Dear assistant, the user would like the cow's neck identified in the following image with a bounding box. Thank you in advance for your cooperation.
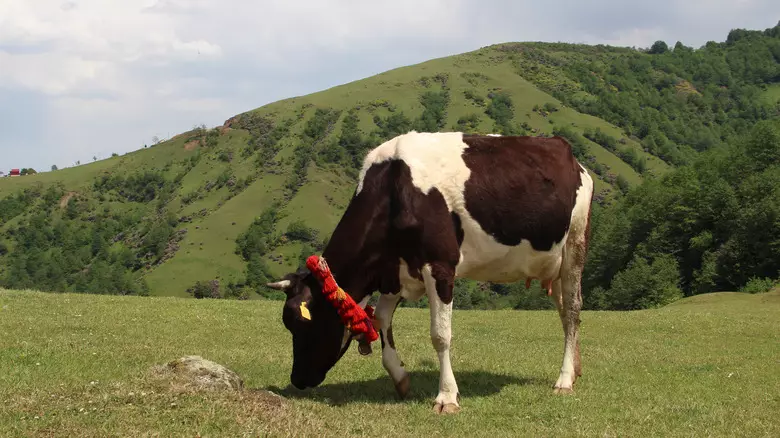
[318,190,388,304]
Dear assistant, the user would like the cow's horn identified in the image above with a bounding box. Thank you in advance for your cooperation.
[266,280,292,290]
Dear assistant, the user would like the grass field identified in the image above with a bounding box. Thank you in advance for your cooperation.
[2,288,778,437]
[762,83,780,105]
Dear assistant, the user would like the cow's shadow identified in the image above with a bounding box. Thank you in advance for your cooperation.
[266,369,541,406]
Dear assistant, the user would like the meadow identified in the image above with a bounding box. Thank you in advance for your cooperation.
[1,287,778,437]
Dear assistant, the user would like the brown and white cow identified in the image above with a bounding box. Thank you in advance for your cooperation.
[267,131,595,414]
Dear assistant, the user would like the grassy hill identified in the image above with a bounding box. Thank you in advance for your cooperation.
[1,287,778,436]
[1,23,778,306]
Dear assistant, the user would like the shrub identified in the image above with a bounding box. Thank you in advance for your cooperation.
[740,277,778,294]
[286,220,318,243]
[235,202,282,260]
[604,253,683,310]
[187,279,222,299]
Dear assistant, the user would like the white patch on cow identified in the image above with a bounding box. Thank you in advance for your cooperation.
[570,163,595,244]
[356,131,471,205]
[397,259,426,302]
[423,264,459,408]
[376,293,406,384]
[355,134,403,194]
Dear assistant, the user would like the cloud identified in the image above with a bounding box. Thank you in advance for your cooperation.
[0,0,778,171]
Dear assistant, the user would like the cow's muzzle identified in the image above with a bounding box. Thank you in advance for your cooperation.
[290,373,325,390]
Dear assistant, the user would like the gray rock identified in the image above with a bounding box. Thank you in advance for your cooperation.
[153,355,244,391]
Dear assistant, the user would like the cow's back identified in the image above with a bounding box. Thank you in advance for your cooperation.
[356,131,592,284]
[459,134,585,250]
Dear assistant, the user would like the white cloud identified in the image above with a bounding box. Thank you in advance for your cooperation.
[0,0,778,171]
[0,0,223,95]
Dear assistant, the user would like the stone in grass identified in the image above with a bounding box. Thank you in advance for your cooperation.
[153,355,244,392]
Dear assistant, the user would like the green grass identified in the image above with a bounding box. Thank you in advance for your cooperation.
[145,171,289,297]
[762,83,780,105]
[1,288,778,437]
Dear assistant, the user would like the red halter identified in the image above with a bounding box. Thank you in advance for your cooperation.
[305,255,379,343]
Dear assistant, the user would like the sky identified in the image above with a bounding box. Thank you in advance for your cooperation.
[0,0,778,173]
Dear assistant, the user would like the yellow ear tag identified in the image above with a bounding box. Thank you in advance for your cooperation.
[299,302,311,320]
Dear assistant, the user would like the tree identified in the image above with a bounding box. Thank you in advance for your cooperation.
[744,120,780,171]
[51,165,58,171]
[648,40,669,54]
[602,253,683,310]
[616,174,630,194]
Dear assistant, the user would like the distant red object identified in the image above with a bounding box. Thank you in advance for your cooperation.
[9,169,20,176]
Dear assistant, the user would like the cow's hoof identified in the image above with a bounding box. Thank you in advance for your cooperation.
[553,386,574,395]
[358,342,372,356]
[433,402,460,415]
[394,374,411,399]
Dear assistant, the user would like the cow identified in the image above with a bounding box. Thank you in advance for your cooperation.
[267,131,595,414]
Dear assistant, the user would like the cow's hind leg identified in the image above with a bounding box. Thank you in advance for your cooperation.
[376,292,410,398]
[550,276,582,394]
[424,262,460,414]
[551,225,588,394]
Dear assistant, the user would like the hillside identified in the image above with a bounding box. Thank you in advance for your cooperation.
[1,23,779,308]
[1,287,778,436]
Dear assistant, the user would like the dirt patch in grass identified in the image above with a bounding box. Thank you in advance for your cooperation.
[59,192,77,209]
[148,355,244,393]
[184,140,199,151]
[675,79,701,96]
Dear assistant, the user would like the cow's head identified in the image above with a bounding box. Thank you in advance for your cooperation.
[267,268,355,390]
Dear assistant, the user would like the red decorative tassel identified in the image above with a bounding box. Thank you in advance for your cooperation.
[306,255,379,343]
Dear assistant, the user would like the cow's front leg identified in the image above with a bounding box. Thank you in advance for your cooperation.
[376,292,410,398]
[424,263,460,414]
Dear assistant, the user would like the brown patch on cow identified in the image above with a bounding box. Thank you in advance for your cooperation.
[461,135,583,251]
[387,160,461,303]
[59,191,76,209]
[184,140,198,151]
[431,262,456,304]
[386,326,396,349]
[451,212,464,247]
[574,342,582,378]
[320,159,459,301]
